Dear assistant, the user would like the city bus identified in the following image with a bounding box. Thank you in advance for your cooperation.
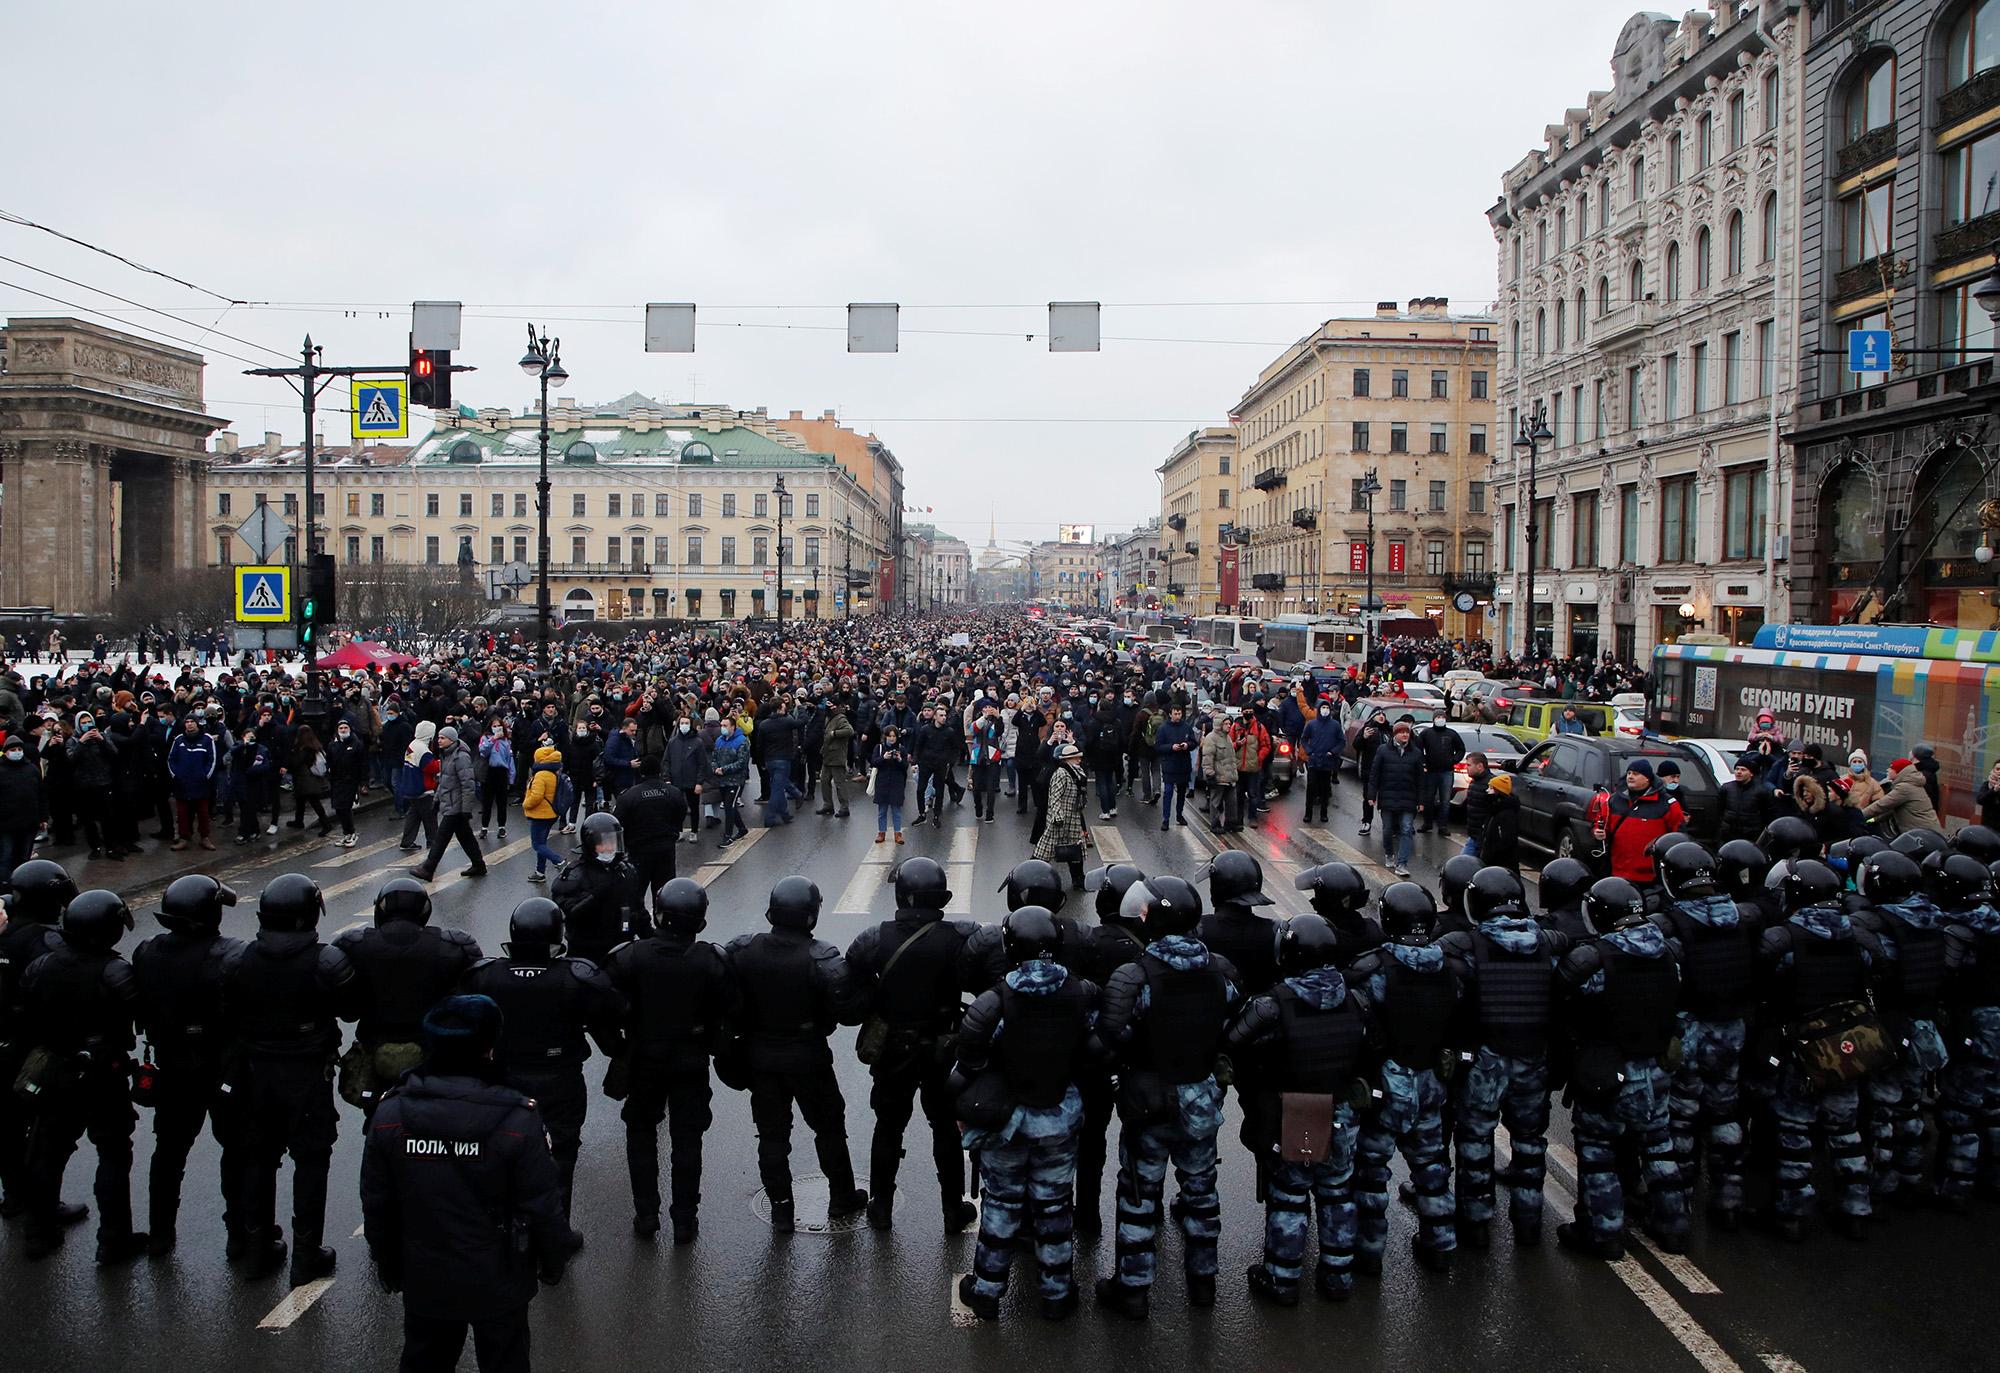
[1259,615,1367,671]
[1194,615,1264,653]
[1651,623,2000,825]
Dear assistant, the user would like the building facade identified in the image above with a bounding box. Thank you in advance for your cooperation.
[915,529,973,604]
[1231,302,1499,636]
[772,408,904,608]
[1158,427,1236,615]
[1490,5,1799,659]
[1103,519,1163,607]
[1028,539,1103,607]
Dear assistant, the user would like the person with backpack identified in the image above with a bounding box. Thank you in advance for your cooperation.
[522,742,568,884]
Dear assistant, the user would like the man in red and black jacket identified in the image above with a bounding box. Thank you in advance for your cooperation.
[1597,758,1684,892]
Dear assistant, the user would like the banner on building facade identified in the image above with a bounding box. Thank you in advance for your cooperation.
[1219,547,1239,605]
[1388,541,1406,574]
[1349,542,1368,573]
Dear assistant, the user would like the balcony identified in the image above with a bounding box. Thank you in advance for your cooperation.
[1252,466,1287,491]
[1591,298,1655,349]
[1166,582,1187,596]
[1183,540,1199,554]
[1291,508,1317,530]
[1250,572,1286,591]
[1443,570,1498,597]
[1166,512,1187,531]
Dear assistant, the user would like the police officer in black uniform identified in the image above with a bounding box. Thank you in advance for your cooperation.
[335,878,483,1118]
[1293,862,1385,968]
[226,872,357,1284]
[724,876,869,1233]
[1434,854,1484,938]
[960,860,1073,990]
[0,859,74,1221]
[18,888,146,1263]
[361,994,572,1373]
[604,877,733,1244]
[460,897,626,1238]
[131,874,247,1256]
[845,856,977,1233]
[1535,857,1597,941]
[551,812,651,968]
[1198,850,1280,996]
[1067,863,1151,1236]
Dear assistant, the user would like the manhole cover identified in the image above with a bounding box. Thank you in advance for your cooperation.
[749,1172,871,1235]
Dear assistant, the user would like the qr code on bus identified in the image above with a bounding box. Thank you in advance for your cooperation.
[1694,666,1717,712]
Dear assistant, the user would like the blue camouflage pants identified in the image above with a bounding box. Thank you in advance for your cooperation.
[1572,1059,1688,1245]
[1864,1016,1946,1200]
[1113,1082,1224,1290]
[1768,1066,1870,1220]
[1940,1007,2000,1202]
[1454,1047,1550,1226]
[1670,1014,1747,1214]
[970,1133,1079,1303]
[1261,1104,1359,1296]
[1356,1061,1455,1260]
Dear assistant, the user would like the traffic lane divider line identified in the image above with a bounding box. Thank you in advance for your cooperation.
[258,1277,335,1331]
[1542,1136,1723,1297]
[338,837,531,921]
[948,825,978,865]
[311,835,403,869]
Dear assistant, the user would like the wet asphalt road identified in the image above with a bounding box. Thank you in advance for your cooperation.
[5,772,1996,1372]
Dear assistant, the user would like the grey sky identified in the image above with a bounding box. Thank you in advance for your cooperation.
[8,0,1626,551]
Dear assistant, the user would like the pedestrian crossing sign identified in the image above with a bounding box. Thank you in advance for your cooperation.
[235,565,292,622]
[351,378,408,438]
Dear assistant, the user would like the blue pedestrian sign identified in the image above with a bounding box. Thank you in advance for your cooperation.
[234,565,292,622]
[1848,328,1891,374]
[350,377,409,438]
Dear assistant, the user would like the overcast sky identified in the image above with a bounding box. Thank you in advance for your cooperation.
[8,0,1628,550]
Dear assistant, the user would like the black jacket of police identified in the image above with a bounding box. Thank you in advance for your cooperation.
[551,858,652,967]
[223,930,358,1059]
[723,927,866,1072]
[459,954,626,1073]
[132,927,246,1063]
[605,930,733,1072]
[334,922,484,1046]
[19,937,140,1059]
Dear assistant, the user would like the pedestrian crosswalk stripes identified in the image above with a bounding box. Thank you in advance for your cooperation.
[310,835,404,869]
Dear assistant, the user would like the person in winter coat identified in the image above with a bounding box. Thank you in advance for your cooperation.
[477,722,515,842]
[664,713,711,842]
[398,720,440,852]
[522,743,566,881]
[0,732,43,879]
[1460,752,1494,859]
[66,710,121,858]
[1863,758,1943,836]
[1477,772,1522,875]
[1299,702,1346,824]
[289,724,333,835]
[227,728,274,844]
[1842,749,1885,813]
[1977,756,2000,829]
[1153,702,1198,829]
[818,704,856,819]
[1911,743,1944,813]
[561,719,603,831]
[1032,742,1091,891]
[411,726,487,880]
[1366,720,1427,876]
[603,718,642,800]
[1597,759,1685,889]
[326,720,369,846]
[710,717,751,847]
[870,726,911,844]
[1718,755,1776,844]
[1199,710,1243,831]
[165,713,219,850]
[1416,712,1465,836]
[966,703,1004,822]
[1353,710,1390,838]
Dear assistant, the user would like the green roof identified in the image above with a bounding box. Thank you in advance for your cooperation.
[410,421,837,469]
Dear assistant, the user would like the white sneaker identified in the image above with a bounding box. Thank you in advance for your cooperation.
[1393,864,1410,877]
[478,827,489,840]
[342,834,358,848]
[266,824,277,835]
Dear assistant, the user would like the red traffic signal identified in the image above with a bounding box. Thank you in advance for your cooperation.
[409,342,451,408]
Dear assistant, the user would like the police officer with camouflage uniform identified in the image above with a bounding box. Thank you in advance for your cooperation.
[1939,849,2000,1206]
[1851,848,1952,1206]
[334,878,483,1119]
[1197,850,1280,996]
[1067,863,1150,1235]
[0,859,73,1222]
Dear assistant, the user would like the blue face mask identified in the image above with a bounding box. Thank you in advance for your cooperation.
[1663,780,1680,792]
[1852,761,1866,774]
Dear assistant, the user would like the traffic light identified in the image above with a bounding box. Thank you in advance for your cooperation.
[298,594,319,648]
[308,552,337,624]
[409,344,452,408]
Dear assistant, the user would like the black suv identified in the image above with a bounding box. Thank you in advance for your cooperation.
[1513,736,1720,860]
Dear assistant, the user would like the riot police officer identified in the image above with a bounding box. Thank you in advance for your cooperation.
[334,878,483,1118]
[131,874,247,1255]
[1852,849,1950,1206]
[605,877,733,1244]
[960,860,1072,990]
[1434,853,1484,938]
[1556,877,1688,1260]
[1535,857,1596,942]
[18,888,145,1263]
[0,858,73,1220]
[845,856,977,1233]
[952,906,1100,1322]
[724,876,869,1233]
[1069,862,1150,1236]
[1198,850,1279,996]
[552,812,651,967]
[1939,851,2000,1205]
[1094,876,1242,1319]
[1226,914,1372,1306]
[461,898,626,1235]
[1292,862,1385,968]
[1347,880,1460,1274]
[226,872,357,1284]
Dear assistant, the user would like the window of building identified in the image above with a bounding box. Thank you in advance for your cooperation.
[1757,319,1775,397]
[1511,320,1521,361]
[570,493,585,517]
[1724,466,1767,559]
[1758,193,1778,265]
[806,494,820,517]
[1698,112,1713,168]
[1429,479,1447,512]
[1725,213,1743,276]
[721,536,736,565]
[1625,365,1643,430]
[216,492,232,516]
[1457,481,1481,518]
[1659,477,1698,561]
[1627,259,1644,306]
[1389,479,1408,511]
[1763,67,1780,132]
[1591,378,1605,440]
[1555,205,1567,252]
[633,492,645,518]
[1662,352,1680,419]
[654,494,670,517]
[1692,340,1710,412]
[1665,242,1682,301]
[1352,421,1371,451]
[1429,423,1449,453]
[1597,276,1611,316]
[345,535,360,562]
[1667,131,1682,186]
[1425,539,1446,575]
[805,536,821,565]
[1629,154,1645,202]
[1391,369,1409,398]
[1695,226,1712,292]
[719,590,735,619]
[1723,331,1742,404]
[1843,54,1895,145]
[1471,370,1488,399]
[1551,393,1563,446]
[1533,499,1556,568]
[1501,506,1516,570]
[753,535,768,565]
[654,536,671,565]
[452,493,468,518]
[687,494,702,518]
[425,535,439,564]
[1466,539,1487,575]
[1353,368,1370,397]
[1572,497,1598,566]
[1948,0,2000,90]
[513,493,527,518]
[1728,91,1745,149]
[608,494,621,518]
[1598,180,1611,230]
[610,536,629,564]
[1620,485,1640,561]
[1430,369,1448,399]
[1535,309,1546,355]
[425,493,438,518]
[686,536,702,565]
[1943,128,2000,226]
[1575,288,1587,343]
[1940,281,2000,364]
[484,492,500,518]
[1578,189,1590,237]
[1512,236,1523,279]
[1390,422,1408,452]
[215,533,229,564]
[1470,424,1487,455]
[754,493,769,518]
[370,493,384,518]
[1219,454,1230,474]
[490,536,504,563]
[514,536,528,563]
[718,493,735,518]
[344,492,359,518]
[1218,489,1229,508]
[1537,220,1547,263]
[1555,299,1566,350]
[780,536,793,564]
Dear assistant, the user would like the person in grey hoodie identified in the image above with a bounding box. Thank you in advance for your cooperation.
[411,726,487,881]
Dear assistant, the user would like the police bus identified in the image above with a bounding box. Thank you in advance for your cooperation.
[1193,615,1264,653]
[1258,614,1366,672]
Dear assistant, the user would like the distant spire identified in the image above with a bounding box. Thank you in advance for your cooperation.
[986,507,997,549]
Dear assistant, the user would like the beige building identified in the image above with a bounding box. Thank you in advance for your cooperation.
[1232,302,1499,636]
[1157,427,1236,615]
[1028,539,1102,607]
[772,408,905,608]
[1103,520,1163,608]
[204,395,898,623]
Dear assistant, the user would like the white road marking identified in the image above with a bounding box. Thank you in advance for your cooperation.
[1264,859,1314,918]
[1760,1357,1810,1373]
[1541,1138,1722,1295]
[339,837,532,922]
[1300,825,1401,886]
[835,847,895,916]
[257,1277,335,1331]
[311,836,403,869]
[948,826,978,865]
[1092,826,1131,865]
[351,1223,365,1237]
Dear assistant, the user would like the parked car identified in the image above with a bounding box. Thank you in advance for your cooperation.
[1448,726,1526,814]
[1497,698,1618,748]
[1439,669,1488,719]
[1454,677,1536,724]
[1512,736,1721,859]
[1613,706,1646,738]
[1672,738,1746,790]
[1401,682,1448,710]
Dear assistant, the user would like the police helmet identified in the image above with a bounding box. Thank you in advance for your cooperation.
[1275,914,1340,974]
[1296,862,1369,919]
[1583,877,1647,932]
[1648,831,1697,876]
[1826,836,1879,880]
[1378,881,1437,943]
[998,860,1066,913]
[893,856,952,911]
[506,897,566,956]
[1659,843,1720,901]
[62,889,133,951]
[1462,866,1528,926]
[1929,852,1991,910]
[1951,824,2000,866]
[1536,857,1593,913]
[580,811,626,863]
[1137,875,1204,936]
[1204,850,1272,907]
[1001,905,1063,967]
[767,875,823,932]
[1767,858,1842,913]
[653,877,708,935]
[1889,828,1950,864]
[372,877,433,928]
[1715,839,1771,903]
[1855,848,1921,907]
[158,874,236,933]
[1114,879,1154,928]
[8,859,77,925]
[1089,864,1148,921]
[257,872,325,934]
[1756,815,1821,863]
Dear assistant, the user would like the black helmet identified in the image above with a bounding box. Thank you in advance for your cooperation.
[506,897,566,956]
[1537,857,1593,913]
[1659,843,1720,901]
[1205,850,1271,907]
[257,873,325,933]
[1001,905,1063,966]
[893,856,952,911]
[1114,879,1154,928]
[1378,881,1437,943]
[1757,815,1821,862]
[1437,853,1485,919]
[653,877,708,935]
[1137,875,1203,936]
[1463,866,1527,926]
[1276,914,1340,974]
[8,859,77,924]
[1855,848,1921,906]
[1889,828,1950,863]
[998,859,1065,912]
[767,875,822,932]
[62,889,133,951]
[579,811,626,862]
[1296,862,1369,918]
[1952,824,2000,865]
[1767,858,1841,913]
[1648,831,1697,875]
[159,874,236,933]
[1929,852,1991,910]
[1088,864,1148,920]
[1715,840,1771,902]
[372,877,433,928]
[1583,877,1647,931]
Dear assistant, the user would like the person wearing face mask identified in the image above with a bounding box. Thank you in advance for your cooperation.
[1153,703,1197,830]
[615,756,689,898]
[0,732,43,881]
[1300,700,1346,826]
[165,713,219,852]
[1844,749,1885,812]
[665,714,711,842]
[326,719,369,849]
[1353,711,1389,839]
[710,716,751,847]
[410,727,488,882]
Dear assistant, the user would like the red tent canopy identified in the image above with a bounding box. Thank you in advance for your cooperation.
[315,641,420,670]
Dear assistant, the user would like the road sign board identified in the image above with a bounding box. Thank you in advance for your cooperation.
[233,503,294,563]
[351,378,409,438]
[233,626,299,652]
[762,569,778,585]
[234,565,292,622]
[1848,328,1891,373]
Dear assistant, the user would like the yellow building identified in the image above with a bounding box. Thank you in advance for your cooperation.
[1028,539,1102,607]
[1157,427,1236,616]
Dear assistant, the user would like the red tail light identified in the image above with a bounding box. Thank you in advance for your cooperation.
[1278,742,1292,755]
[1495,696,1512,709]
[1454,762,1467,773]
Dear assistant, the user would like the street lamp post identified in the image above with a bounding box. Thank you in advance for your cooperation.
[1511,405,1553,662]
[773,475,788,639]
[517,325,569,677]
[1360,468,1381,669]
[842,515,854,620]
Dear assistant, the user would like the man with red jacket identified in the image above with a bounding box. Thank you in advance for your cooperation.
[1595,758,1684,893]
